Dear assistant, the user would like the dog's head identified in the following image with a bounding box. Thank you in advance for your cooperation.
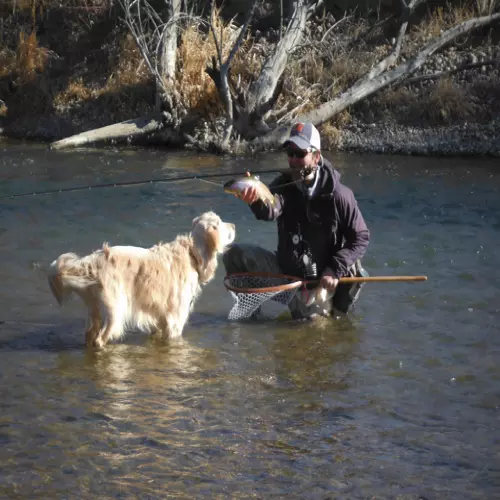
[191,211,235,282]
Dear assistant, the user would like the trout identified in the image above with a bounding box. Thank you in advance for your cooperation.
[223,173,275,205]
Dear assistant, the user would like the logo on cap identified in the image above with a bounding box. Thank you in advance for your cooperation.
[291,123,304,135]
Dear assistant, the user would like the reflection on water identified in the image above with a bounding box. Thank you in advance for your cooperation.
[0,141,499,498]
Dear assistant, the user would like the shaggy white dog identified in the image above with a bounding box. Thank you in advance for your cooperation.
[48,211,235,348]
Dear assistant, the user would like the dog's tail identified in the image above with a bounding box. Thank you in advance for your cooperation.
[48,252,100,305]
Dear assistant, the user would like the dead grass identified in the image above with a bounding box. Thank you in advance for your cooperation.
[52,34,151,110]
[375,86,414,110]
[365,77,479,126]
[176,9,260,115]
[413,2,477,40]
[176,23,222,113]
[110,35,150,88]
[16,31,48,79]
[419,78,476,124]
[0,30,53,116]
[0,48,15,79]
[319,122,343,149]
[50,7,258,118]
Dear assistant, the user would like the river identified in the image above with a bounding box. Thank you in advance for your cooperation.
[0,139,498,499]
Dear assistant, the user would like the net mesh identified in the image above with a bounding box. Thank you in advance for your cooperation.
[224,274,304,321]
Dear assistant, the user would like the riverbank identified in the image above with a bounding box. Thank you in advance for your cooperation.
[3,118,499,157]
[338,119,500,156]
[1,3,499,157]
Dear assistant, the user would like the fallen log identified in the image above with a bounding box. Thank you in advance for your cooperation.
[49,114,162,151]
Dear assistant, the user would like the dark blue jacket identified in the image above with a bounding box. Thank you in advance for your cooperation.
[249,158,370,279]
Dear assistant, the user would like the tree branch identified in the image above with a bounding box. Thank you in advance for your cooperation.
[302,13,500,126]
[366,0,428,80]
[251,12,500,150]
[399,59,497,86]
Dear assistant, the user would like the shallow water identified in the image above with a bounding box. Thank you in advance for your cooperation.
[0,140,499,499]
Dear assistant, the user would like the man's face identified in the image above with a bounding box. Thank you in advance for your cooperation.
[286,144,320,182]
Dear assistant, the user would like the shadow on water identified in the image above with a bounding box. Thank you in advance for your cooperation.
[0,320,86,351]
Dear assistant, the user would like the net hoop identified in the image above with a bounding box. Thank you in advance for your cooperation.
[223,272,314,294]
[223,272,312,321]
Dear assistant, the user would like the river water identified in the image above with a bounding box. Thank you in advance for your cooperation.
[0,139,499,499]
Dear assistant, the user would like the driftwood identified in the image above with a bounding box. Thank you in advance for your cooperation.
[49,115,162,150]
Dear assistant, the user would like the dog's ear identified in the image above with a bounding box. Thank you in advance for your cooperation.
[192,224,220,261]
[191,222,220,283]
[204,225,219,254]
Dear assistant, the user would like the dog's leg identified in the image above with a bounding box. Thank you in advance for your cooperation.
[165,313,186,339]
[83,292,102,347]
[93,316,121,349]
[93,304,126,349]
[92,288,128,348]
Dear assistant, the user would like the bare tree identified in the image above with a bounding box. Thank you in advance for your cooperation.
[121,0,183,124]
[206,0,323,146]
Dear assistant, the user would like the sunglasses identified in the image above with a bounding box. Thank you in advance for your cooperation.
[286,148,311,159]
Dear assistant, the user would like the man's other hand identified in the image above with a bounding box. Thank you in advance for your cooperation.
[319,267,339,292]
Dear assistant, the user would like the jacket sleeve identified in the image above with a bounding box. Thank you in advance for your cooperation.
[329,186,370,278]
[248,175,285,221]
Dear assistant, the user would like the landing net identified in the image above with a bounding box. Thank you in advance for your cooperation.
[223,272,307,321]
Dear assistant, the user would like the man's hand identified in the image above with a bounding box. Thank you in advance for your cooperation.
[319,267,339,292]
[238,186,259,204]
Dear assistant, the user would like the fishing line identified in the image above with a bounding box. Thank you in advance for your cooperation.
[0,168,285,200]
[197,177,301,190]
[0,320,57,327]
[196,178,225,188]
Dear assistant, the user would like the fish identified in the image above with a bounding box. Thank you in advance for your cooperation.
[298,286,334,307]
[223,172,275,206]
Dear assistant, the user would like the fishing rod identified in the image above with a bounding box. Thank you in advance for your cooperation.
[0,168,285,200]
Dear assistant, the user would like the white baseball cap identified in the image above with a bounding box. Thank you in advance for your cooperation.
[284,122,321,151]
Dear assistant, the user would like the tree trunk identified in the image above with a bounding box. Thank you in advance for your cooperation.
[156,0,182,111]
[206,0,320,144]
[246,0,310,117]
[161,0,181,82]
[236,0,317,137]
[49,115,162,150]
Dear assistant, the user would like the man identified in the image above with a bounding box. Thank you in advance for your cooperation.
[223,122,370,319]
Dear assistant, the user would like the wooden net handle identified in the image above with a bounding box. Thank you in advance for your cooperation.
[336,275,428,284]
[223,273,427,294]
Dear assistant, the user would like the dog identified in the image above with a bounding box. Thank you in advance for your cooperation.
[47,211,235,348]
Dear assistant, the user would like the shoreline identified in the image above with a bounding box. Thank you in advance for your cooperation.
[338,118,500,157]
[1,118,499,158]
